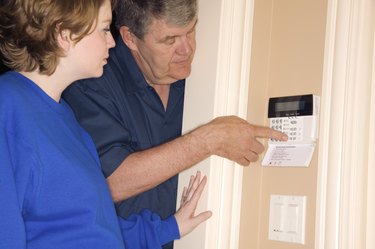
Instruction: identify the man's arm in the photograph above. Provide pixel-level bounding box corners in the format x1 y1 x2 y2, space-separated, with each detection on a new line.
107 115 287 202
63 80 286 203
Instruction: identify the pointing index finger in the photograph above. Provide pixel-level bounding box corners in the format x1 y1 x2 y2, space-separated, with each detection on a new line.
253 125 288 141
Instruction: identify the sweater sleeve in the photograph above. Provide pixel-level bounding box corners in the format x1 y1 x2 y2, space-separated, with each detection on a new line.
118 209 180 249
0 128 27 249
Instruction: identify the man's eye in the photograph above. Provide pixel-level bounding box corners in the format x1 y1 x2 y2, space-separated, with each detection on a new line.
165 38 176 45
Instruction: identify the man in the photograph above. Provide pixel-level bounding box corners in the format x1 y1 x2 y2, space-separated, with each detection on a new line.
63 0 286 248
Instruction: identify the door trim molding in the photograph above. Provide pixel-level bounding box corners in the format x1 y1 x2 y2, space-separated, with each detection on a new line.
315 0 375 248
176 0 254 248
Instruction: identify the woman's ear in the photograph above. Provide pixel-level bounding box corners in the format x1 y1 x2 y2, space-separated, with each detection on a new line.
119 26 138 51
57 29 72 54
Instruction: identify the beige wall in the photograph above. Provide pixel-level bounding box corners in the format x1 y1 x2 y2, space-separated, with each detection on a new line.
239 1 327 248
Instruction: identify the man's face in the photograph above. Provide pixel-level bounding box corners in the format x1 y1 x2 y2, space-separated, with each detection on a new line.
128 17 197 85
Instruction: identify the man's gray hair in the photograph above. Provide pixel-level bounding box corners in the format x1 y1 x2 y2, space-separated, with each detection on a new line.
115 0 197 39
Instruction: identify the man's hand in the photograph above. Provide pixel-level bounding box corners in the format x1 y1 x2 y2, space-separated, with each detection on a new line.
194 116 288 166
174 171 212 237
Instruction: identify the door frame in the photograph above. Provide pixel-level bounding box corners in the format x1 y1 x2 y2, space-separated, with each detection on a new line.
315 0 375 248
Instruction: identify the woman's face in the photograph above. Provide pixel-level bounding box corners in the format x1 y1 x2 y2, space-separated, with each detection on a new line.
70 0 115 79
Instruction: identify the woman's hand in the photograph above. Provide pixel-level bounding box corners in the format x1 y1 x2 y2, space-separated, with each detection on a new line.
174 171 212 237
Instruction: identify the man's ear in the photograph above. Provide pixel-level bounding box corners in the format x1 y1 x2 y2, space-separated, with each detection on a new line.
57 29 72 54
119 26 138 51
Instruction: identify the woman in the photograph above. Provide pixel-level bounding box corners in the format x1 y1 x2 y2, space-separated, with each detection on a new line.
0 0 212 248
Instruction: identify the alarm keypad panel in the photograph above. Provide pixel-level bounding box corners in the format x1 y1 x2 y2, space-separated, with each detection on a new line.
270 117 303 142
262 94 320 167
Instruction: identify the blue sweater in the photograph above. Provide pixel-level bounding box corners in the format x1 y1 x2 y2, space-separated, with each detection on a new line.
0 71 179 249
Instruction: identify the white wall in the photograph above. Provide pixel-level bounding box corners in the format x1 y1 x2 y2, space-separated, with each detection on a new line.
175 0 254 248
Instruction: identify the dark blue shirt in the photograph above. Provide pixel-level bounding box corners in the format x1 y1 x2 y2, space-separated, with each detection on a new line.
63 37 184 223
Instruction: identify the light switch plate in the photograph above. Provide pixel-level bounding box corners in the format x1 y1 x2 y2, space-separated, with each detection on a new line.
268 194 306 244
